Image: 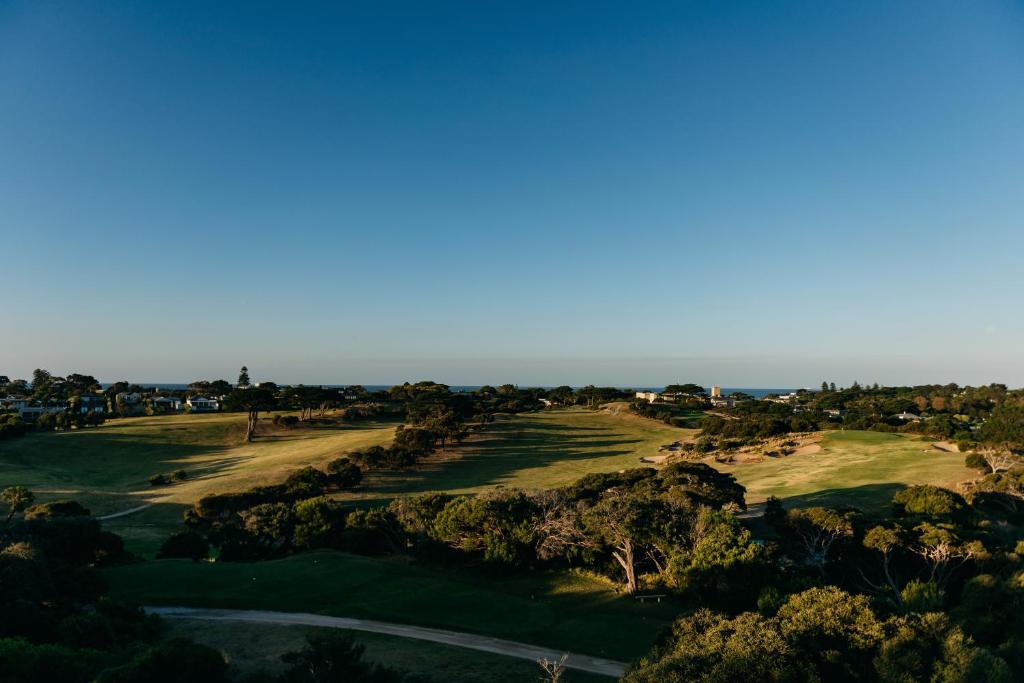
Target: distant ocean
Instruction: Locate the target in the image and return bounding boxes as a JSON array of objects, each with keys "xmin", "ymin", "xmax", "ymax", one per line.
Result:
[{"xmin": 103, "ymin": 383, "xmax": 796, "ymax": 398}]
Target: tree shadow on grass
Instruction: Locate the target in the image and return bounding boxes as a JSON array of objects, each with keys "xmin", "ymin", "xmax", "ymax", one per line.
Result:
[
  {"xmin": 361, "ymin": 418, "xmax": 650, "ymax": 496},
  {"xmin": 781, "ymin": 482, "xmax": 907, "ymax": 518}
]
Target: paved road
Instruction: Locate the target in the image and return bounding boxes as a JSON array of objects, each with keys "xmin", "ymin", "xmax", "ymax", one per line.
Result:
[
  {"xmin": 97, "ymin": 503, "xmax": 153, "ymax": 520},
  {"xmin": 148, "ymin": 606, "xmax": 628, "ymax": 677}
]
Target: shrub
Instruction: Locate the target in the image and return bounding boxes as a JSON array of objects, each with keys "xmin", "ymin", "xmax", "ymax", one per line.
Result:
[
  {"xmin": 148, "ymin": 474, "xmax": 168, "ymax": 487},
  {"xmin": 94, "ymin": 638, "xmax": 228, "ymax": 683},
  {"xmin": 892, "ymin": 485, "xmax": 969, "ymax": 521},
  {"xmin": 157, "ymin": 531, "xmax": 209, "ymax": 561},
  {"xmin": 325, "ymin": 457, "xmax": 362, "ymax": 489},
  {"xmin": 170, "ymin": 470, "xmax": 188, "ymax": 482}
]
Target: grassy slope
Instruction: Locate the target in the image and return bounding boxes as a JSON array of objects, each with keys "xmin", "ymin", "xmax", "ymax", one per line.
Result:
[
  {"xmin": 104, "ymin": 551, "xmax": 676, "ymax": 662},
  {"xmin": 164, "ymin": 619, "xmax": 611, "ymax": 682},
  {"xmin": 717, "ymin": 430, "xmax": 975, "ymax": 516},
  {"xmin": 354, "ymin": 407, "xmax": 690, "ymax": 502},
  {"xmin": 0, "ymin": 412, "xmax": 397, "ymax": 553}
]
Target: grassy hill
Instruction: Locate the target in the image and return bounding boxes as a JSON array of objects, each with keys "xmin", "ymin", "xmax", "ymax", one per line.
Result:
[
  {"xmin": 717, "ymin": 430, "xmax": 975, "ymax": 516},
  {"xmin": 104, "ymin": 550, "xmax": 676, "ymax": 664},
  {"xmin": 0, "ymin": 412, "xmax": 398, "ymax": 553},
  {"xmin": 0, "ymin": 407, "xmax": 687, "ymax": 554},
  {"xmin": 354, "ymin": 407, "xmax": 689, "ymax": 502}
]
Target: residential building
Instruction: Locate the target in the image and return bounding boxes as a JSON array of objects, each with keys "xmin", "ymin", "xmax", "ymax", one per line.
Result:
[
  {"xmin": 153, "ymin": 396, "xmax": 183, "ymax": 412},
  {"xmin": 187, "ymin": 396, "xmax": 219, "ymax": 412}
]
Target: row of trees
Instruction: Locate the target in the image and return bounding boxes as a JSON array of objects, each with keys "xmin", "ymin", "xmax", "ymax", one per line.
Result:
[{"xmin": 169, "ymin": 462, "xmax": 749, "ymax": 597}]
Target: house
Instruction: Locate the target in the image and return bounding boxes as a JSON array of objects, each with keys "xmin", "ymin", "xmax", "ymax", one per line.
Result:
[
  {"xmin": 635, "ymin": 391, "xmax": 660, "ymax": 403},
  {"xmin": 825, "ymin": 408, "xmax": 844, "ymax": 418},
  {"xmin": 17, "ymin": 404, "xmax": 66, "ymax": 421},
  {"xmin": 75, "ymin": 395, "xmax": 106, "ymax": 413},
  {"xmin": 1, "ymin": 396, "xmax": 30, "ymax": 413},
  {"xmin": 710, "ymin": 397, "xmax": 735, "ymax": 409},
  {"xmin": 187, "ymin": 396, "xmax": 219, "ymax": 412},
  {"xmin": 153, "ymin": 396, "xmax": 183, "ymax": 412},
  {"xmin": 893, "ymin": 412, "xmax": 924, "ymax": 422}
]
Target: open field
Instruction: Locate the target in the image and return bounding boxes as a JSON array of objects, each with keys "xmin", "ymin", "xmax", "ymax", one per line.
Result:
[
  {"xmin": 0, "ymin": 407, "xmax": 688, "ymax": 554},
  {"xmin": 355, "ymin": 407, "xmax": 691, "ymax": 501},
  {"xmin": 164, "ymin": 618, "xmax": 612, "ymax": 682},
  {"xmin": 104, "ymin": 551, "xmax": 676, "ymax": 663},
  {"xmin": 716, "ymin": 430, "xmax": 976, "ymax": 516},
  {"xmin": 0, "ymin": 412, "xmax": 398, "ymax": 553}
]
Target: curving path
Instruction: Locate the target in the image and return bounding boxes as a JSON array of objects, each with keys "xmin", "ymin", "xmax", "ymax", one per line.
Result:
[
  {"xmin": 97, "ymin": 503, "xmax": 153, "ymax": 520},
  {"xmin": 147, "ymin": 606, "xmax": 628, "ymax": 677}
]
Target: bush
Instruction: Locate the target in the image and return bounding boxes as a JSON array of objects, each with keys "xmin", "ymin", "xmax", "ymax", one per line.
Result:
[
  {"xmin": 892, "ymin": 485, "xmax": 969, "ymax": 522},
  {"xmin": 901, "ymin": 580, "xmax": 945, "ymax": 613},
  {"xmin": 148, "ymin": 474, "xmax": 168, "ymax": 487},
  {"xmin": 326, "ymin": 457, "xmax": 362, "ymax": 489},
  {"xmin": 0, "ymin": 638, "xmax": 101, "ymax": 683},
  {"xmin": 157, "ymin": 531, "xmax": 209, "ymax": 561},
  {"xmin": 94, "ymin": 638, "xmax": 228, "ymax": 683},
  {"xmin": 171, "ymin": 470, "xmax": 188, "ymax": 482}
]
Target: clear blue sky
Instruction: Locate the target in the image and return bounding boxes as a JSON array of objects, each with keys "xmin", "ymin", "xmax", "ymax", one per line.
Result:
[{"xmin": 2, "ymin": 1, "xmax": 1023, "ymax": 387}]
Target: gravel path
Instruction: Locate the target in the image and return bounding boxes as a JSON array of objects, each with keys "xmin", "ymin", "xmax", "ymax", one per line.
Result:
[
  {"xmin": 97, "ymin": 503, "xmax": 153, "ymax": 520},
  {"xmin": 148, "ymin": 606, "xmax": 628, "ymax": 677}
]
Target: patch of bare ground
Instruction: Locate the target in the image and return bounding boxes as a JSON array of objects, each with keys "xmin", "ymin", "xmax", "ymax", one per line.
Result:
[
  {"xmin": 930, "ymin": 440, "xmax": 960, "ymax": 453},
  {"xmin": 705, "ymin": 433, "xmax": 823, "ymax": 465}
]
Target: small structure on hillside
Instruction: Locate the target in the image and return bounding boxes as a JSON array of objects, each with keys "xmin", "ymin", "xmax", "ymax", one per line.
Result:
[{"xmin": 187, "ymin": 396, "xmax": 219, "ymax": 412}]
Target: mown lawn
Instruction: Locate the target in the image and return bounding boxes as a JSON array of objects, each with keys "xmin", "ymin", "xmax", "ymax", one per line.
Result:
[
  {"xmin": 104, "ymin": 551, "xmax": 676, "ymax": 663},
  {"xmin": 166, "ymin": 618, "xmax": 612, "ymax": 682},
  {"xmin": 354, "ymin": 407, "xmax": 690, "ymax": 501},
  {"xmin": 0, "ymin": 412, "xmax": 398, "ymax": 553},
  {"xmin": 717, "ymin": 430, "xmax": 975, "ymax": 516}
]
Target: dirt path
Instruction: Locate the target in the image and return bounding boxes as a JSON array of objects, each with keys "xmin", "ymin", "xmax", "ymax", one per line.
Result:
[
  {"xmin": 147, "ymin": 606, "xmax": 627, "ymax": 677},
  {"xmin": 97, "ymin": 503, "xmax": 153, "ymax": 520}
]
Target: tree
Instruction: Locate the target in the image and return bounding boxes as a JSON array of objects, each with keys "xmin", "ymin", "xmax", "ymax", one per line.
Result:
[
  {"xmin": 537, "ymin": 654, "xmax": 569, "ymax": 683},
  {"xmin": 579, "ymin": 488, "xmax": 656, "ymax": 593},
  {"xmin": 224, "ymin": 387, "xmax": 275, "ymax": 442},
  {"xmin": 156, "ymin": 531, "xmax": 209, "ymax": 561},
  {"xmin": 280, "ymin": 631, "xmax": 405, "ymax": 683},
  {"xmin": 2, "ymin": 486, "xmax": 35, "ymax": 524},
  {"xmin": 237, "ymin": 366, "xmax": 250, "ymax": 388},
  {"xmin": 974, "ymin": 448, "xmax": 1021, "ymax": 475},
  {"xmin": 862, "ymin": 525, "xmax": 908, "ymax": 607},
  {"xmin": 784, "ymin": 507, "xmax": 854, "ymax": 570}
]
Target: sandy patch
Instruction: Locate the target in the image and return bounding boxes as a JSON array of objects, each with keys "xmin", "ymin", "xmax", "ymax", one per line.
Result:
[
  {"xmin": 930, "ymin": 440, "xmax": 960, "ymax": 453},
  {"xmin": 791, "ymin": 443, "xmax": 823, "ymax": 456}
]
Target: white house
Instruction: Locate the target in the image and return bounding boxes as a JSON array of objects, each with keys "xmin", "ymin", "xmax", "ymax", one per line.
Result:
[
  {"xmin": 635, "ymin": 391, "xmax": 660, "ymax": 403},
  {"xmin": 187, "ymin": 396, "xmax": 219, "ymax": 412},
  {"xmin": 893, "ymin": 412, "xmax": 924, "ymax": 422}
]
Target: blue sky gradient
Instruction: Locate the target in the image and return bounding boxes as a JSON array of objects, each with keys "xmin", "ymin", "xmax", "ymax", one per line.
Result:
[{"xmin": 2, "ymin": 1, "xmax": 1023, "ymax": 386}]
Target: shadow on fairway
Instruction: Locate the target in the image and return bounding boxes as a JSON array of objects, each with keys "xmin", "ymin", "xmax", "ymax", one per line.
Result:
[
  {"xmin": 364, "ymin": 417, "xmax": 644, "ymax": 495},
  {"xmin": 782, "ymin": 482, "xmax": 907, "ymax": 517}
]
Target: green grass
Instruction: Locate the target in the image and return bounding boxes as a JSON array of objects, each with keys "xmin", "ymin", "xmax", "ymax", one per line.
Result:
[
  {"xmin": 0, "ymin": 412, "xmax": 397, "ymax": 554},
  {"xmin": 165, "ymin": 618, "xmax": 612, "ymax": 682},
  {"xmin": 104, "ymin": 551, "xmax": 676, "ymax": 663},
  {"xmin": 717, "ymin": 430, "xmax": 975, "ymax": 516},
  {"xmin": 354, "ymin": 407, "xmax": 691, "ymax": 501}
]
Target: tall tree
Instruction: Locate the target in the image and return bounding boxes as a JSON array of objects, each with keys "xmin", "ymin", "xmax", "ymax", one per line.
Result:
[
  {"xmin": 225, "ymin": 387, "xmax": 275, "ymax": 442},
  {"xmin": 237, "ymin": 366, "xmax": 250, "ymax": 388}
]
